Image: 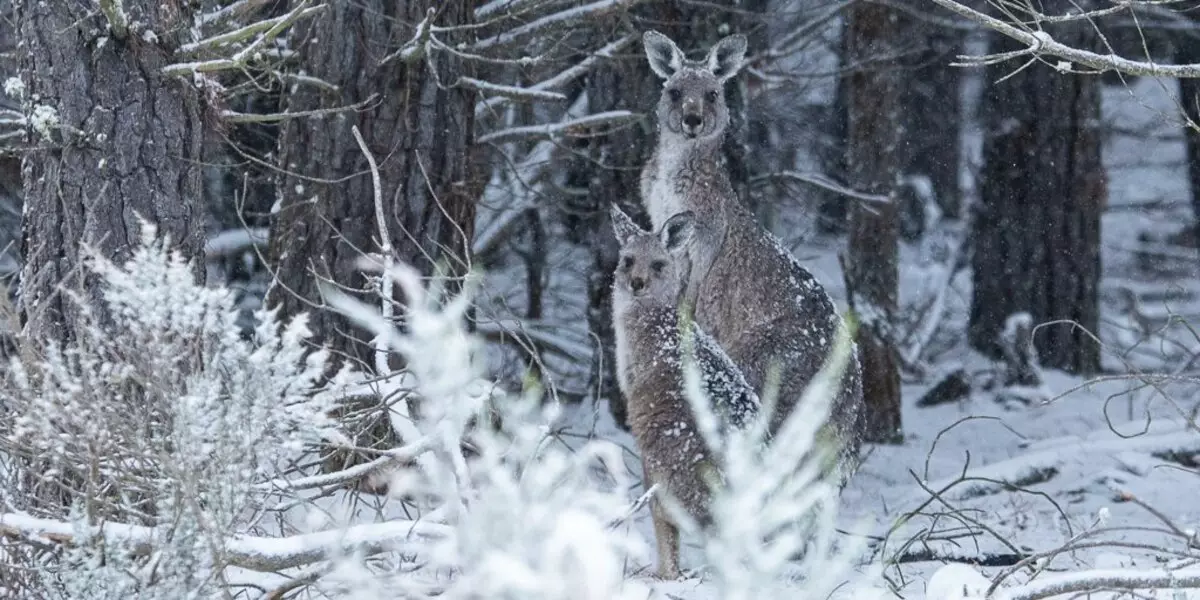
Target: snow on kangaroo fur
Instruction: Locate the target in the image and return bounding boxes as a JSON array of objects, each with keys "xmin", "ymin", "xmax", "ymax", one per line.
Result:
[
  {"xmin": 639, "ymin": 29, "xmax": 866, "ymax": 480},
  {"xmin": 609, "ymin": 204, "xmax": 760, "ymax": 579},
  {"xmin": 0, "ymin": 219, "xmax": 882, "ymax": 599}
]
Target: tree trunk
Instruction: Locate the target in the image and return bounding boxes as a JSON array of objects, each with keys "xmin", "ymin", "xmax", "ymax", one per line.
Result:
[
  {"xmin": 267, "ymin": 1, "xmax": 479, "ymax": 467},
  {"xmin": 571, "ymin": 3, "xmax": 764, "ymax": 429},
  {"xmin": 896, "ymin": 15, "xmax": 963, "ymax": 227},
  {"xmin": 843, "ymin": 0, "xmax": 903, "ymax": 444},
  {"xmin": 17, "ymin": 0, "xmax": 206, "ymax": 346},
  {"xmin": 1177, "ymin": 39, "xmax": 1200, "ymax": 245},
  {"xmin": 969, "ymin": 10, "xmax": 1104, "ymax": 375}
]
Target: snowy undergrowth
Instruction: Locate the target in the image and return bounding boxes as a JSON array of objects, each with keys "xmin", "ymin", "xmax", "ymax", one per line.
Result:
[
  {"xmin": 1, "ymin": 218, "xmax": 346, "ymax": 598},
  {"xmin": 0, "ymin": 221, "xmax": 879, "ymax": 599}
]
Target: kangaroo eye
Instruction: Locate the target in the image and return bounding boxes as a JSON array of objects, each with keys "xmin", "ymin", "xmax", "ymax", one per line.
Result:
[
  {"xmin": 667, "ymin": 88, "xmax": 682, "ymax": 102},
  {"xmin": 650, "ymin": 260, "xmax": 667, "ymax": 273},
  {"xmin": 705, "ymin": 90, "xmax": 718, "ymax": 103},
  {"xmin": 622, "ymin": 256, "xmax": 634, "ymax": 270}
]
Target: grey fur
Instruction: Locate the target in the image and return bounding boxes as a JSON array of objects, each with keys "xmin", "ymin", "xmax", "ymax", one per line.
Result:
[
  {"xmin": 639, "ymin": 30, "xmax": 866, "ymax": 482},
  {"xmin": 610, "ymin": 205, "xmax": 759, "ymax": 579}
]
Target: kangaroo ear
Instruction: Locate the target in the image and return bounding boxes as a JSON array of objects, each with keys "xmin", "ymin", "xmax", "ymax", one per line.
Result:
[
  {"xmin": 661, "ymin": 211, "xmax": 696, "ymax": 253},
  {"xmin": 643, "ymin": 30, "xmax": 684, "ymax": 80},
  {"xmin": 707, "ymin": 33, "xmax": 747, "ymax": 82},
  {"xmin": 610, "ymin": 204, "xmax": 642, "ymax": 246}
]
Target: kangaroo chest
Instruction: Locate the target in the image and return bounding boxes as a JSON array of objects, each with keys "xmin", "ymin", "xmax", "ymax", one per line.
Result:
[{"xmin": 646, "ymin": 154, "xmax": 686, "ymax": 228}]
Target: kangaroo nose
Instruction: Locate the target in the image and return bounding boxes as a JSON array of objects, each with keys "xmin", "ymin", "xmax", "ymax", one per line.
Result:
[
  {"xmin": 683, "ymin": 114, "xmax": 702, "ymax": 129},
  {"xmin": 630, "ymin": 277, "xmax": 645, "ymax": 293}
]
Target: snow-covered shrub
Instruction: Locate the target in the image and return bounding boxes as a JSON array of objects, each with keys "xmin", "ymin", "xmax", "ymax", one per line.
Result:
[
  {"xmin": 321, "ymin": 261, "xmax": 652, "ymax": 600},
  {"xmin": 1, "ymin": 220, "xmax": 878, "ymax": 600},
  {"xmin": 1, "ymin": 218, "xmax": 345, "ymax": 598}
]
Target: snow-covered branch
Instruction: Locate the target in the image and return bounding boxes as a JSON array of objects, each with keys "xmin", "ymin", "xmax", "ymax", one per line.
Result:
[
  {"xmin": 162, "ymin": 2, "xmax": 324, "ymax": 77},
  {"xmin": 476, "ymin": 110, "xmax": 639, "ymax": 145},
  {"xmin": 928, "ymin": 0, "xmax": 1200, "ymax": 77},
  {"xmin": 179, "ymin": 5, "xmax": 325, "ymax": 55},
  {"xmin": 469, "ymin": 0, "xmax": 641, "ymax": 53},
  {"xmin": 0, "ymin": 512, "xmax": 450, "ymax": 573},
  {"xmin": 203, "ymin": 227, "xmax": 268, "ymax": 258},
  {"xmin": 458, "ymin": 77, "xmax": 567, "ymax": 102},
  {"xmin": 994, "ymin": 565, "xmax": 1200, "ymax": 600},
  {"xmin": 475, "ymin": 34, "xmax": 635, "ymax": 116}
]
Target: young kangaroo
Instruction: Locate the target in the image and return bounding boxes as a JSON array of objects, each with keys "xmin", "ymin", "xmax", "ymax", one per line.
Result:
[
  {"xmin": 610, "ymin": 204, "xmax": 759, "ymax": 580},
  {"xmin": 640, "ymin": 30, "xmax": 866, "ymax": 480}
]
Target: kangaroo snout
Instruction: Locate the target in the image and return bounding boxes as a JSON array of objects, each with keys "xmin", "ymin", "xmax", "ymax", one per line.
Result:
[
  {"xmin": 683, "ymin": 113, "xmax": 702, "ymax": 130},
  {"xmin": 630, "ymin": 276, "xmax": 647, "ymax": 293}
]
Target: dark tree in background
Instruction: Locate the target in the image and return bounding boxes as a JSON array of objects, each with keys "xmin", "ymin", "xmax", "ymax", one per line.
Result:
[
  {"xmin": 569, "ymin": 2, "xmax": 766, "ymax": 429},
  {"xmin": 842, "ymin": 0, "xmax": 903, "ymax": 443},
  {"xmin": 822, "ymin": 3, "xmax": 962, "ymax": 237},
  {"xmin": 268, "ymin": 1, "xmax": 480, "ymax": 371},
  {"xmin": 895, "ymin": 10, "xmax": 962, "ymax": 229},
  {"xmin": 969, "ymin": 5, "xmax": 1104, "ymax": 375},
  {"xmin": 267, "ymin": 1, "xmax": 480, "ymax": 467},
  {"xmin": 1177, "ymin": 36, "xmax": 1200, "ymax": 245},
  {"xmin": 17, "ymin": 0, "xmax": 206, "ymax": 346}
]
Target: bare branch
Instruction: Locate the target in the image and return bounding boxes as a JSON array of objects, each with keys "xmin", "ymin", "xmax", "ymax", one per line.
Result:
[
  {"xmin": 751, "ymin": 170, "xmax": 890, "ymax": 204},
  {"xmin": 221, "ymin": 93, "xmax": 376, "ymax": 124},
  {"xmin": 928, "ymin": 0, "xmax": 1200, "ymax": 77}
]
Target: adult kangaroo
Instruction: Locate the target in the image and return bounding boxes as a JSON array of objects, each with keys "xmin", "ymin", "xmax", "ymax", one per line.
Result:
[
  {"xmin": 610, "ymin": 204, "xmax": 759, "ymax": 579},
  {"xmin": 639, "ymin": 30, "xmax": 865, "ymax": 480}
]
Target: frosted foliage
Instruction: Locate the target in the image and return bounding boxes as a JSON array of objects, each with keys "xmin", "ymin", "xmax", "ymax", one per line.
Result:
[
  {"xmin": 681, "ymin": 319, "xmax": 881, "ymax": 600},
  {"xmin": 5, "ymin": 219, "xmax": 340, "ymax": 597},
  {"xmin": 431, "ymin": 401, "xmax": 648, "ymax": 600},
  {"xmin": 322, "ymin": 265, "xmax": 652, "ymax": 600}
]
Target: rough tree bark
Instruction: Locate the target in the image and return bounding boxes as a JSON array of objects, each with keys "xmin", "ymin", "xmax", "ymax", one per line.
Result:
[
  {"xmin": 969, "ymin": 6, "xmax": 1104, "ymax": 375},
  {"xmin": 267, "ymin": 1, "xmax": 479, "ymax": 467},
  {"xmin": 17, "ymin": 0, "xmax": 206, "ymax": 346},
  {"xmin": 570, "ymin": 3, "xmax": 765, "ymax": 429},
  {"xmin": 825, "ymin": 6, "xmax": 962, "ymax": 237},
  {"xmin": 843, "ymin": 0, "xmax": 903, "ymax": 443}
]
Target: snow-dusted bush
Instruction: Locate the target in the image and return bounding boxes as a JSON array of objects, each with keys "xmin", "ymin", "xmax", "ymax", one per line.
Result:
[
  {"xmin": 320, "ymin": 261, "xmax": 652, "ymax": 600},
  {"xmin": 1, "ymin": 218, "xmax": 345, "ymax": 597}
]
